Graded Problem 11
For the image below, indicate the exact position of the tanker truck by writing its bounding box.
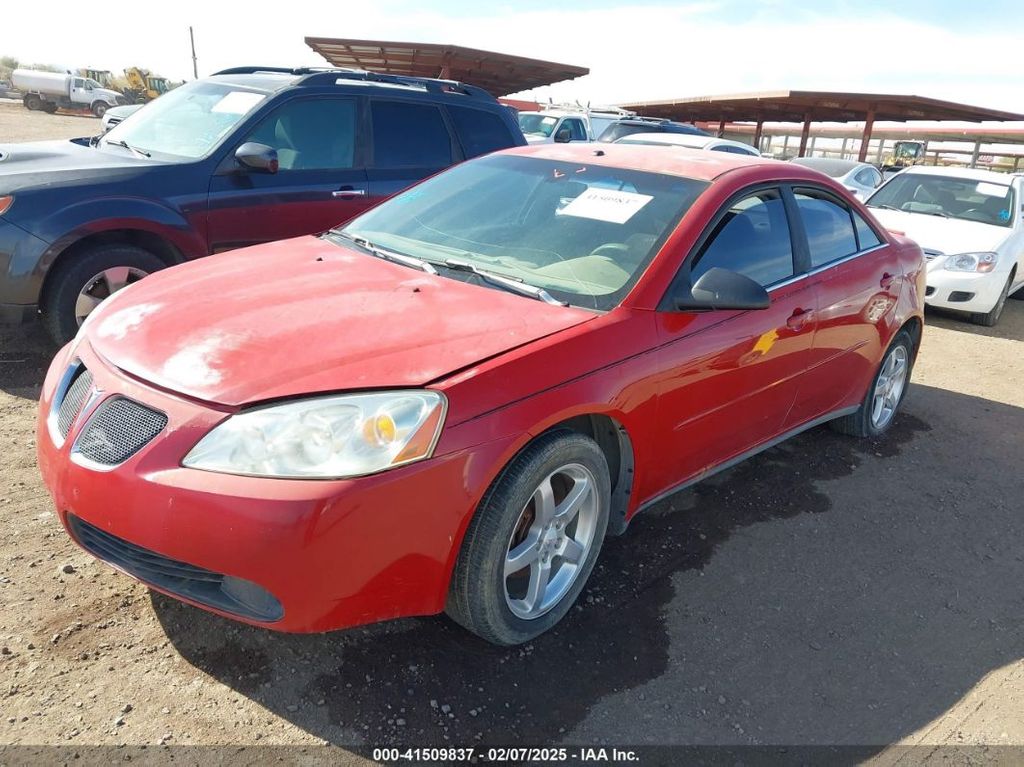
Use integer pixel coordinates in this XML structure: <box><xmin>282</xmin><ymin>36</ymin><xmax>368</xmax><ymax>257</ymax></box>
<box><xmin>11</xmin><ymin>69</ymin><xmax>123</xmax><ymax>117</ymax></box>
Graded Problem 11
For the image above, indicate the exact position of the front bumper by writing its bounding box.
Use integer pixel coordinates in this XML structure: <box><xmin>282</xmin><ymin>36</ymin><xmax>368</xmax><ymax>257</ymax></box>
<box><xmin>37</xmin><ymin>342</ymin><xmax>515</xmax><ymax>633</ymax></box>
<box><xmin>923</xmin><ymin>258</ymin><xmax>1009</xmax><ymax>314</ymax></box>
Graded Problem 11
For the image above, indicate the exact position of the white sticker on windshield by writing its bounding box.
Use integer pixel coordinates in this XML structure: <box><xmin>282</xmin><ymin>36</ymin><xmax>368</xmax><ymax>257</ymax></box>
<box><xmin>976</xmin><ymin>182</ymin><xmax>1009</xmax><ymax>197</ymax></box>
<box><xmin>211</xmin><ymin>91</ymin><xmax>265</xmax><ymax>115</ymax></box>
<box><xmin>558</xmin><ymin>187</ymin><xmax>653</xmax><ymax>224</ymax></box>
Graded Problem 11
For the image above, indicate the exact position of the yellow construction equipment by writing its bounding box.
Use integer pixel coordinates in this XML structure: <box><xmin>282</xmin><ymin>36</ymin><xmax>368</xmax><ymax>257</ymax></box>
<box><xmin>122</xmin><ymin>67</ymin><xmax>172</xmax><ymax>103</ymax></box>
<box><xmin>882</xmin><ymin>140</ymin><xmax>927</xmax><ymax>172</ymax></box>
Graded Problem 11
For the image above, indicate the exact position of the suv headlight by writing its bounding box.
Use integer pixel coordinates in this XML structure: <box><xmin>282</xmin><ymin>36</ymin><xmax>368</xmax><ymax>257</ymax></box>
<box><xmin>945</xmin><ymin>252</ymin><xmax>997</xmax><ymax>273</ymax></box>
<box><xmin>183</xmin><ymin>391</ymin><xmax>446</xmax><ymax>479</ymax></box>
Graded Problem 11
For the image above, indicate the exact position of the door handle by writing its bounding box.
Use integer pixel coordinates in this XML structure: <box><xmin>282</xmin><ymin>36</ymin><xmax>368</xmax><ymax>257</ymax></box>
<box><xmin>786</xmin><ymin>308</ymin><xmax>813</xmax><ymax>331</ymax></box>
<box><xmin>879</xmin><ymin>272</ymin><xmax>896</xmax><ymax>289</ymax></box>
<box><xmin>332</xmin><ymin>188</ymin><xmax>367</xmax><ymax>198</ymax></box>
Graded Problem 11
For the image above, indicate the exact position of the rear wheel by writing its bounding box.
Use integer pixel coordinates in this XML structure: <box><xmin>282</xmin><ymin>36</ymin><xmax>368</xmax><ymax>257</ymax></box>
<box><xmin>23</xmin><ymin>93</ymin><xmax>41</xmax><ymax>111</ymax></box>
<box><xmin>970</xmin><ymin>271</ymin><xmax>1013</xmax><ymax>327</ymax></box>
<box><xmin>831</xmin><ymin>329</ymin><xmax>914</xmax><ymax>438</ymax></box>
<box><xmin>41</xmin><ymin>102</ymin><xmax>58</xmax><ymax>114</ymax></box>
<box><xmin>447</xmin><ymin>431</ymin><xmax>610</xmax><ymax>645</ymax></box>
<box><xmin>41</xmin><ymin>244</ymin><xmax>166</xmax><ymax>344</ymax></box>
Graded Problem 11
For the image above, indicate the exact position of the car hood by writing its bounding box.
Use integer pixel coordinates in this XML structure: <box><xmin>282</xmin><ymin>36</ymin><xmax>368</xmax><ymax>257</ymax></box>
<box><xmin>0</xmin><ymin>139</ymin><xmax>152</xmax><ymax>195</ymax></box>
<box><xmin>84</xmin><ymin>236</ymin><xmax>595</xmax><ymax>406</ymax></box>
<box><xmin>868</xmin><ymin>207</ymin><xmax>1009</xmax><ymax>255</ymax></box>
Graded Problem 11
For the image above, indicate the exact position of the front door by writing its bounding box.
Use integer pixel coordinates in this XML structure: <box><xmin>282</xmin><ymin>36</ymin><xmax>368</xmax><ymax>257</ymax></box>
<box><xmin>207</xmin><ymin>96</ymin><xmax>371</xmax><ymax>253</ymax></box>
<box><xmin>651</xmin><ymin>188</ymin><xmax>818</xmax><ymax>496</ymax></box>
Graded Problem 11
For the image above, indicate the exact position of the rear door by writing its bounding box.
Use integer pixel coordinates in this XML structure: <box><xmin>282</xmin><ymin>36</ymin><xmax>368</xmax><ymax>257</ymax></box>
<box><xmin>206</xmin><ymin>96</ymin><xmax>369</xmax><ymax>252</ymax></box>
<box><xmin>366</xmin><ymin>99</ymin><xmax>457</xmax><ymax>202</ymax></box>
<box><xmin>650</xmin><ymin>186</ymin><xmax>819</xmax><ymax>495</ymax></box>
<box><xmin>785</xmin><ymin>186</ymin><xmax>900</xmax><ymax>426</ymax></box>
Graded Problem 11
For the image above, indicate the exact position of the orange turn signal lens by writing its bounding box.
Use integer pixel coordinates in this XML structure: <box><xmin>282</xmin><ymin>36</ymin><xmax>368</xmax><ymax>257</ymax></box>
<box><xmin>0</xmin><ymin>195</ymin><xmax>13</xmax><ymax>216</ymax></box>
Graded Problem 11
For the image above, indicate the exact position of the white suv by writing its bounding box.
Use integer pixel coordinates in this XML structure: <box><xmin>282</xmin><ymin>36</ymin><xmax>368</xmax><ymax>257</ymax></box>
<box><xmin>517</xmin><ymin>108</ymin><xmax>629</xmax><ymax>145</ymax></box>
<box><xmin>867</xmin><ymin>166</ymin><xmax>1024</xmax><ymax>326</ymax></box>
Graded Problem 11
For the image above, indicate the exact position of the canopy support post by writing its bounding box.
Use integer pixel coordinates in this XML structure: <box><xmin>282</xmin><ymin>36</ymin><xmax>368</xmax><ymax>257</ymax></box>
<box><xmin>858</xmin><ymin>108</ymin><xmax>875</xmax><ymax>163</ymax></box>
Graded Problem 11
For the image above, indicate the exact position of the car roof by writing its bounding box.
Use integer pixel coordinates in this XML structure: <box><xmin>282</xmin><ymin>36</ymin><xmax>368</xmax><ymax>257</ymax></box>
<box><xmin>790</xmin><ymin>157</ymin><xmax>870</xmax><ymax>176</ymax></box>
<box><xmin>504</xmin><ymin>143</ymin><xmax>807</xmax><ymax>182</ymax></box>
<box><xmin>206</xmin><ymin>73</ymin><xmax>300</xmax><ymax>92</ymax></box>
<box><xmin>616</xmin><ymin>132</ymin><xmax>714</xmax><ymax>148</ymax></box>
<box><xmin>896</xmin><ymin>165</ymin><xmax>1017</xmax><ymax>184</ymax></box>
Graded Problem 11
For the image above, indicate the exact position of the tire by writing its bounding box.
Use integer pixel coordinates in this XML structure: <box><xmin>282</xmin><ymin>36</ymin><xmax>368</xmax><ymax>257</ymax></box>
<box><xmin>446</xmin><ymin>430</ymin><xmax>611</xmax><ymax>645</ymax></box>
<box><xmin>41</xmin><ymin>244</ymin><xmax>166</xmax><ymax>344</ymax></box>
<box><xmin>970</xmin><ymin>271</ymin><xmax>1013</xmax><ymax>327</ymax></box>
<box><xmin>41</xmin><ymin>102</ymin><xmax>58</xmax><ymax>114</ymax></box>
<box><xmin>831</xmin><ymin>329</ymin><xmax>914</xmax><ymax>438</ymax></box>
<box><xmin>24</xmin><ymin>94</ymin><xmax>41</xmax><ymax>111</ymax></box>
<box><xmin>91</xmin><ymin>101</ymin><xmax>108</xmax><ymax>118</ymax></box>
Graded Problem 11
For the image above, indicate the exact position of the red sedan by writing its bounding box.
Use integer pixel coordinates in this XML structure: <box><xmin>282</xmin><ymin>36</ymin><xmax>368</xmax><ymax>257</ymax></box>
<box><xmin>37</xmin><ymin>145</ymin><xmax>925</xmax><ymax>645</ymax></box>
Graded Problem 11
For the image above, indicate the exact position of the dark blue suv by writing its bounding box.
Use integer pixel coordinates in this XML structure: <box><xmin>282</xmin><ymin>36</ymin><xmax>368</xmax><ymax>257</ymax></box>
<box><xmin>0</xmin><ymin>66</ymin><xmax>525</xmax><ymax>342</ymax></box>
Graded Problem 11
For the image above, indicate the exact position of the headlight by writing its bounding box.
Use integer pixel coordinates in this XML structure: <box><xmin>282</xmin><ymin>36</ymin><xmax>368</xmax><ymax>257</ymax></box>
<box><xmin>945</xmin><ymin>252</ymin><xmax>997</xmax><ymax>273</ymax></box>
<box><xmin>183</xmin><ymin>391</ymin><xmax>446</xmax><ymax>479</ymax></box>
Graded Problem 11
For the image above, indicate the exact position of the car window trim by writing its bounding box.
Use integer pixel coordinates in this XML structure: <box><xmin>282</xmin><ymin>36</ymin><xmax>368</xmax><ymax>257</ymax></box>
<box><xmin>790</xmin><ymin>184</ymin><xmax>887</xmax><ymax>268</ymax></box>
<box><xmin>657</xmin><ymin>182</ymin><xmax>804</xmax><ymax>311</ymax></box>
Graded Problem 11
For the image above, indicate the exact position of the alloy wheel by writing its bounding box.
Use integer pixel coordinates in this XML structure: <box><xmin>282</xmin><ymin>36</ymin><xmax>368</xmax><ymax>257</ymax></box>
<box><xmin>75</xmin><ymin>266</ymin><xmax>149</xmax><ymax>326</ymax></box>
<box><xmin>871</xmin><ymin>344</ymin><xmax>909</xmax><ymax>429</ymax></box>
<box><xmin>503</xmin><ymin>463</ymin><xmax>599</xmax><ymax>620</ymax></box>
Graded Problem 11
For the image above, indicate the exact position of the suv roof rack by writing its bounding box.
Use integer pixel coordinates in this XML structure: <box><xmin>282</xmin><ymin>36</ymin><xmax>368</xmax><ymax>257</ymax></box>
<box><xmin>213</xmin><ymin>66</ymin><xmax>494</xmax><ymax>100</ymax></box>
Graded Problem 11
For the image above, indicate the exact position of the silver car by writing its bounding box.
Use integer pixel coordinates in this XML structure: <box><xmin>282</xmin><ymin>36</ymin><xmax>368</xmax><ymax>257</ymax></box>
<box><xmin>790</xmin><ymin>157</ymin><xmax>883</xmax><ymax>200</ymax></box>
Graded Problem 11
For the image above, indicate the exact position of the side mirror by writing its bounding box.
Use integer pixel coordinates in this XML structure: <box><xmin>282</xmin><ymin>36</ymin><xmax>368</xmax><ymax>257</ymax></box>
<box><xmin>673</xmin><ymin>267</ymin><xmax>770</xmax><ymax>311</ymax></box>
<box><xmin>235</xmin><ymin>142</ymin><xmax>278</xmax><ymax>173</ymax></box>
<box><xmin>554</xmin><ymin>127</ymin><xmax>572</xmax><ymax>143</ymax></box>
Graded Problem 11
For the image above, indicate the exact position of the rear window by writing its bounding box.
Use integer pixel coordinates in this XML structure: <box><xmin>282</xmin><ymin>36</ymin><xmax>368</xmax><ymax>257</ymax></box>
<box><xmin>371</xmin><ymin>101</ymin><xmax>452</xmax><ymax>168</ymax></box>
<box><xmin>448</xmin><ymin>106</ymin><xmax>515</xmax><ymax>158</ymax></box>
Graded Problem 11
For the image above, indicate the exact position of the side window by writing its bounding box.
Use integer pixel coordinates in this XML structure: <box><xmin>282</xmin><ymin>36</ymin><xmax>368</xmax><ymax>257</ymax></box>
<box><xmin>372</xmin><ymin>101</ymin><xmax>452</xmax><ymax>168</ymax></box>
<box><xmin>563</xmin><ymin>118</ymin><xmax>587</xmax><ymax>141</ymax></box>
<box><xmin>856</xmin><ymin>168</ymin><xmax>881</xmax><ymax>187</ymax></box>
<box><xmin>73</xmin><ymin>78</ymin><xmax>86</xmax><ymax>89</ymax></box>
<box><xmin>714</xmin><ymin>145</ymin><xmax>756</xmax><ymax>155</ymax></box>
<box><xmin>448</xmin><ymin>106</ymin><xmax>515</xmax><ymax>159</ymax></box>
<box><xmin>853</xmin><ymin>211</ymin><xmax>882</xmax><ymax>250</ymax></box>
<box><xmin>691</xmin><ymin>190</ymin><xmax>795</xmax><ymax>287</ymax></box>
<box><xmin>244</xmin><ymin>98</ymin><xmax>357</xmax><ymax>171</ymax></box>
<box><xmin>794</xmin><ymin>191</ymin><xmax>859</xmax><ymax>268</ymax></box>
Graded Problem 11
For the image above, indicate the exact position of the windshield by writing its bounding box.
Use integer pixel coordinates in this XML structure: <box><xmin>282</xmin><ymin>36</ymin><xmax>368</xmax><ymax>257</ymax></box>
<box><xmin>101</xmin><ymin>80</ymin><xmax>268</xmax><ymax>161</ymax></box>
<box><xmin>518</xmin><ymin>113</ymin><xmax>559</xmax><ymax>137</ymax></box>
<box><xmin>339</xmin><ymin>154</ymin><xmax>707</xmax><ymax>310</ymax></box>
<box><xmin>868</xmin><ymin>173</ymin><xmax>1016</xmax><ymax>227</ymax></box>
<box><xmin>894</xmin><ymin>142</ymin><xmax>924</xmax><ymax>160</ymax></box>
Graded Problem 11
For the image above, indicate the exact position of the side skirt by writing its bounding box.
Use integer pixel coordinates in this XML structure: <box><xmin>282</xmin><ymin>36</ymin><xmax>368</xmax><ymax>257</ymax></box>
<box><xmin>633</xmin><ymin>405</ymin><xmax>860</xmax><ymax>517</ymax></box>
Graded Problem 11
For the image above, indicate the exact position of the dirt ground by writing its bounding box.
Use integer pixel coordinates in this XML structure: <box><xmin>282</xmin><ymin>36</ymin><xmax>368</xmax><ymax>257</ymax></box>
<box><xmin>1</xmin><ymin>104</ymin><xmax>1023</xmax><ymax>764</ymax></box>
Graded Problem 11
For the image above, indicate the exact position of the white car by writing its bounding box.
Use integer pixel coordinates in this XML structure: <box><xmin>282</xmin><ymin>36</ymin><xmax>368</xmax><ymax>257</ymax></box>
<box><xmin>790</xmin><ymin>157</ymin><xmax>883</xmax><ymax>200</ymax></box>
<box><xmin>867</xmin><ymin>166</ymin><xmax>1024</xmax><ymax>326</ymax></box>
<box><xmin>100</xmin><ymin>103</ymin><xmax>143</xmax><ymax>132</ymax></box>
<box><xmin>613</xmin><ymin>132</ymin><xmax>760</xmax><ymax>156</ymax></box>
<box><xmin>517</xmin><ymin>108</ymin><xmax>626</xmax><ymax>145</ymax></box>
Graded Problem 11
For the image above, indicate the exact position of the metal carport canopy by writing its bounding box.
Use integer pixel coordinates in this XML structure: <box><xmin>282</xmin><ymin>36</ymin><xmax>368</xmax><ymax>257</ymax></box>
<box><xmin>304</xmin><ymin>37</ymin><xmax>588</xmax><ymax>97</ymax></box>
<box><xmin>618</xmin><ymin>90</ymin><xmax>1024</xmax><ymax>161</ymax></box>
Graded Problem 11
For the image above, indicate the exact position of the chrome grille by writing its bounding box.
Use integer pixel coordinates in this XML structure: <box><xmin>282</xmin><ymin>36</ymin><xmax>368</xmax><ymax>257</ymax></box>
<box><xmin>57</xmin><ymin>368</ymin><xmax>94</xmax><ymax>438</ymax></box>
<box><xmin>74</xmin><ymin>397</ymin><xmax>167</xmax><ymax>466</ymax></box>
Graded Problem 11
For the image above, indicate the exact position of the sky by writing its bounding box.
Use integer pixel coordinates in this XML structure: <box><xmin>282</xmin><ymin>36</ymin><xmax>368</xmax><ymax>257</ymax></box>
<box><xmin>4</xmin><ymin>0</ymin><xmax>1024</xmax><ymax>111</ymax></box>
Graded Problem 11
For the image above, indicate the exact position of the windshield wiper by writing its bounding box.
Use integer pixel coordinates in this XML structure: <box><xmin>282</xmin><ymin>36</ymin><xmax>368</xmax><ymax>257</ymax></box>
<box><xmin>106</xmin><ymin>138</ymin><xmax>151</xmax><ymax>158</ymax></box>
<box><xmin>923</xmin><ymin>210</ymin><xmax>951</xmax><ymax>218</ymax></box>
<box><xmin>441</xmin><ymin>259</ymin><xmax>567</xmax><ymax>306</ymax></box>
<box><xmin>869</xmin><ymin>204</ymin><xmax>900</xmax><ymax>211</ymax></box>
<box><xmin>331</xmin><ymin>231</ymin><xmax>437</xmax><ymax>274</ymax></box>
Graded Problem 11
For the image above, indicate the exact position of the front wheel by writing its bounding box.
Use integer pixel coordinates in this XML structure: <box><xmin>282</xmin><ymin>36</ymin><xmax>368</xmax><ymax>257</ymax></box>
<box><xmin>447</xmin><ymin>431</ymin><xmax>610</xmax><ymax>645</ymax></box>
<box><xmin>831</xmin><ymin>329</ymin><xmax>914</xmax><ymax>438</ymax></box>
<box><xmin>41</xmin><ymin>244</ymin><xmax>166</xmax><ymax>344</ymax></box>
<box><xmin>971</xmin><ymin>271</ymin><xmax>1014</xmax><ymax>326</ymax></box>
<box><xmin>91</xmin><ymin>101</ymin><xmax>108</xmax><ymax>118</ymax></box>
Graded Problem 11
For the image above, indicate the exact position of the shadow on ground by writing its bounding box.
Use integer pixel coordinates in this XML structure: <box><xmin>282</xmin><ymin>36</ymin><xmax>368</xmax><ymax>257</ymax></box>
<box><xmin>149</xmin><ymin>384</ymin><xmax>1024</xmax><ymax>750</ymax></box>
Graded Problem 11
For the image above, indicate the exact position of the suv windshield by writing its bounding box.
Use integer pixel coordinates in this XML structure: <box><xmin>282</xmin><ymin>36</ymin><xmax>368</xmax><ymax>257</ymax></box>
<box><xmin>518</xmin><ymin>113</ymin><xmax>558</xmax><ymax>138</ymax></box>
<box><xmin>101</xmin><ymin>80</ymin><xmax>269</xmax><ymax>161</ymax></box>
<box><xmin>338</xmin><ymin>154</ymin><xmax>707</xmax><ymax>310</ymax></box>
<box><xmin>868</xmin><ymin>173</ymin><xmax>1016</xmax><ymax>227</ymax></box>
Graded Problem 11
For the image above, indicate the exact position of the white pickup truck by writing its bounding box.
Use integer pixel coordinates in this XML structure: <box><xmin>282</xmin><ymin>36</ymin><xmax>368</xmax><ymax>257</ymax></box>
<box><xmin>517</xmin><ymin>108</ymin><xmax>631</xmax><ymax>145</ymax></box>
<box><xmin>11</xmin><ymin>69</ymin><xmax>123</xmax><ymax>117</ymax></box>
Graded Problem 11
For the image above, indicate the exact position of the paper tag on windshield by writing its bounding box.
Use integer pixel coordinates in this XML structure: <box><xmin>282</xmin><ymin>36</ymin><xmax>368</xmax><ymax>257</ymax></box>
<box><xmin>211</xmin><ymin>91</ymin><xmax>265</xmax><ymax>114</ymax></box>
<box><xmin>558</xmin><ymin>187</ymin><xmax>653</xmax><ymax>224</ymax></box>
<box><xmin>976</xmin><ymin>182</ymin><xmax>1009</xmax><ymax>197</ymax></box>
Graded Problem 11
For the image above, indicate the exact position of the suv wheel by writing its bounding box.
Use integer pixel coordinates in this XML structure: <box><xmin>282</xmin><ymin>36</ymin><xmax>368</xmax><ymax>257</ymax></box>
<box><xmin>42</xmin><ymin>244</ymin><xmax>166</xmax><ymax>344</ymax></box>
<box><xmin>446</xmin><ymin>430</ymin><xmax>610</xmax><ymax>646</ymax></box>
<box><xmin>830</xmin><ymin>329</ymin><xmax>914</xmax><ymax>438</ymax></box>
